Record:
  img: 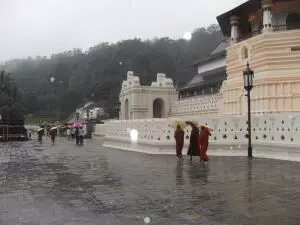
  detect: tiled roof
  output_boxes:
[192,39,229,66]
[181,66,226,90]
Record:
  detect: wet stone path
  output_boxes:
[0,138,299,225]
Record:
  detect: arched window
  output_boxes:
[286,12,300,30]
[242,47,248,59]
[124,99,129,120]
[153,98,165,118]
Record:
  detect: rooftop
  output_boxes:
[217,0,261,37]
[181,66,226,90]
[192,39,229,66]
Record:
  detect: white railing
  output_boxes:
[95,113,300,147]
[171,94,221,116]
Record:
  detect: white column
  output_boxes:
[230,15,240,44]
[262,0,273,33]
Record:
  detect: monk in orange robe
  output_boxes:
[199,126,211,161]
[174,125,184,159]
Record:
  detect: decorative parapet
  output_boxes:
[171,94,221,116]
[151,73,174,88]
[121,71,140,90]
[97,113,300,147]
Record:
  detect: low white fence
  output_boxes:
[94,113,300,160]
[96,114,300,145]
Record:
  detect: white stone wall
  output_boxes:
[96,113,300,147]
[171,94,221,117]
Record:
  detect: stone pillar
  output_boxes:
[230,15,240,44]
[262,0,273,33]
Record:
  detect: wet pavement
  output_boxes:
[0,138,299,225]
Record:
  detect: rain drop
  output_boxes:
[144,217,151,224]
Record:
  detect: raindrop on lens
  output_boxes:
[144,217,151,224]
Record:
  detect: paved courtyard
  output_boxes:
[0,137,299,225]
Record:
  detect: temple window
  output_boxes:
[286,12,300,30]
[242,47,248,59]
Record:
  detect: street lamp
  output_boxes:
[114,101,121,119]
[243,62,254,158]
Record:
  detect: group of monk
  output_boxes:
[174,123,211,162]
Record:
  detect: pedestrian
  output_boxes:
[174,125,184,160]
[66,128,71,140]
[187,125,200,161]
[199,126,211,162]
[28,130,32,140]
[71,129,75,139]
[50,129,56,145]
[79,127,84,145]
[38,129,43,143]
[75,128,79,145]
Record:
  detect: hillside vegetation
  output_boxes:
[1,24,222,120]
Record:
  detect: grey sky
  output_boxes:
[0,0,245,61]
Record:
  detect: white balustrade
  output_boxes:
[171,94,221,116]
[95,113,300,147]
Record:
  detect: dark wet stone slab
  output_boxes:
[0,139,299,224]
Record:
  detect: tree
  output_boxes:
[2,24,223,120]
[0,70,25,125]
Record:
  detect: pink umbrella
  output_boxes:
[72,123,83,128]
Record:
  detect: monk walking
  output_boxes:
[199,126,211,162]
[174,125,184,159]
[187,125,200,161]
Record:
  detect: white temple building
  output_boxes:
[119,71,177,120]
[96,0,300,161]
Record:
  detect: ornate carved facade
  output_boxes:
[218,0,300,115]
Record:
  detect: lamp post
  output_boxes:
[114,101,121,119]
[243,62,254,158]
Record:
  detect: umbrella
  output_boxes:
[199,123,214,132]
[50,127,58,130]
[168,120,187,129]
[38,128,44,132]
[185,121,198,128]
[72,123,82,128]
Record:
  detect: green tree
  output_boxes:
[0,70,25,125]
[1,24,223,120]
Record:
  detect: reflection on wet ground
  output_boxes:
[0,139,299,225]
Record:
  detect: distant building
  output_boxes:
[117,0,300,119]
[179,39,229,99]
[119,71,176,120]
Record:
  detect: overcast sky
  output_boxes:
[0,0,245,61]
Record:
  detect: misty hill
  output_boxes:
[1,24,222,120]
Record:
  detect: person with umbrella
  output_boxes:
[79,126,84,145]
[186,121,200,161]
[37,128,44,143]
[66,128,71,140]
[174,125,185,160]
[199,125,212,162]
[75,127,80,145]
[50,127,57,145]
[169,120,186,160]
